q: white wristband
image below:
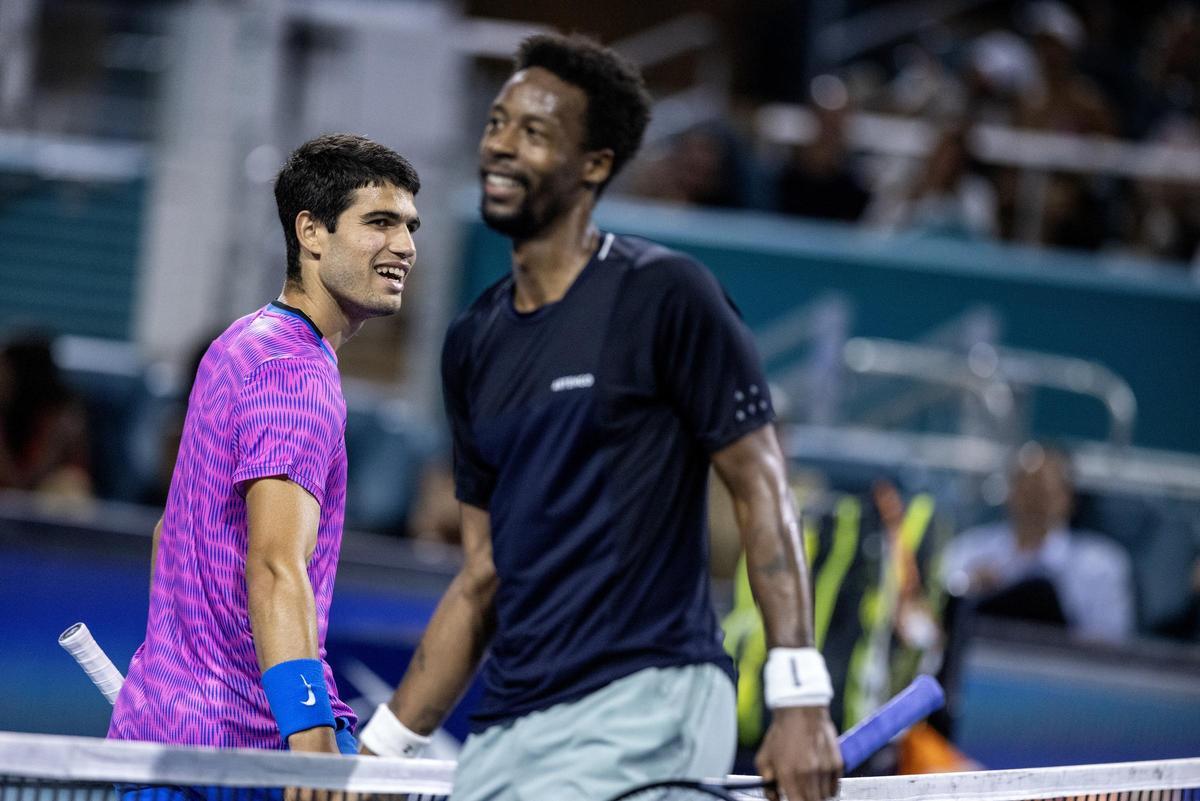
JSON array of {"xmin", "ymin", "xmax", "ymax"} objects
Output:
[
  {"xmin": 764, "ymin": 647, "xmax": 834, "ymax": 709},
  {"xmin": 359, "ymin": 703, "xmax": 432, "ymax": 758}
]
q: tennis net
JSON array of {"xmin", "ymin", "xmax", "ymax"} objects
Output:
[{"xmin": 1, "ymin": 731, "xmax": 1197, "ymax": 801}]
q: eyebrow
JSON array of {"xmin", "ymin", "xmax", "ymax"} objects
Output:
[
  {"xmin": 361, "ymin": 210, "xmax": 421, "ymax": 229},
  {"xmin": 490, "ymin": 103, "xmax": 554, "ymax": 127}
]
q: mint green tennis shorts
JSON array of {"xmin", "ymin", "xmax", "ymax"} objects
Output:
[{"xmin": 451, "ymin": 663, "xmax": 736, "ymax": 801}]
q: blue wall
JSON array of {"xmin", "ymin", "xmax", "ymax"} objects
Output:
[
  {"xmin": 0, "ymin": 527, "xmax": 478, "ymax": 742},
  {"xmin": 959, "ymin": 662, "xmax": 1200, "ymax": 767},
  {"xmin": 4, "ymin": 522, "xmax": 1199, "ymax": 767}
]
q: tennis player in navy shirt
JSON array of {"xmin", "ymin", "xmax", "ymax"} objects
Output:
[{"xmin": 358, "ymin": 33, "xmax": 842, "ymax": 801}]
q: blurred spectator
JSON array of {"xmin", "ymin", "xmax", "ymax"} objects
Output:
[
  {"xmin": 626, "ymin": 122, "xmax": 752, "ymax": 208},
  {"xmin": 1076, "ymin": 0, "xmax": 1147, "ymax": 138},
  {"xmin": 993, "ymin": 3, "xmax": 1116, "ymax": 251},
  {"xmin": 963, "ymin": 31, "xmax": 1038, "ymax": 126},
  {"xmin": 1016, "ymin": 1, "xmax": 1115, "ymax": 136},
  {"xmin": 141, "ymin": 334, "xmax": 217, "ymax": 507},
  {"xmin": 776, "ymin": 76, "xmax": 870, "ymax": 222},
  {"xmin": 1136, "ymin": 4, "xmax": 1200, "ymax": 137},
  {"xmin": 872, "ymin": 479, "xmax": 942, "ymax": 656},
  {"xmin": 735, "ymin": 0, "xmax": 1200, "ymax": 265},
  {"xmin": 885, "ymin": 40, "xmax": 967, "ymax": 122},
  {"xmin": 940, "ymin": 442, "xmax": 1134, "ymax": 643},
  {"xmin": 1039, "ymin": 172, "xmax": 1109, "ymax": 251},
  {"xmin": 867, "ymin": 125, "xmax": 998, "ymax": 240},
  {"xmin": 1101, "ymin": 5, "xmax": 1200, "ymax": 266},
  {"xmin": 720, "ymin": 469, "xmax": 950, "ymax": 763},
  {"xmin": 1117, "ymin": 112, "xmax": 1200, "ymax": 266},
  {"xmin": 1157, "ymin": 555, "xmax": 1200, "ymax": 641},
  {"xmin": 0, "ymin": 334, "xmax": 93, "ymax": 499}
]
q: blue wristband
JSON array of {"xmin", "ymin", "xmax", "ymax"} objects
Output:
[{"xmin": 262, "ymin": 659, "xmax": 336, "ymax": 743}]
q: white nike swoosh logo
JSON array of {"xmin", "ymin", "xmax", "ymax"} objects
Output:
[{"xmin": 301, "ymin": 676, "xmax": 317, "ymax": 706}]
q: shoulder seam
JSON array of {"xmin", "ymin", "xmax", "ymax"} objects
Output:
[{"xmin": 241, "ymin": 354, "xmax": 335, "ymax": 387}]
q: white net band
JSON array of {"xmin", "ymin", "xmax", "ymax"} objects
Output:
[{"xmin": 1, "ymin": 731, "xmax": 1198, "ymax": 801}]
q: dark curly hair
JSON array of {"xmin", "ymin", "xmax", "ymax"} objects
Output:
[
  {"xmin": 515, "ymin": 33, "xmax": 652, "ymax": 191},
  {"xmin": 274, "ymin": 133, "xmax": 420, "ymax": 286}
]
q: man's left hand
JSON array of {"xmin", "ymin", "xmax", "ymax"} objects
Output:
[{"xmin": 754, "ymin": 705, "xmax": 842, "ymax": 801}]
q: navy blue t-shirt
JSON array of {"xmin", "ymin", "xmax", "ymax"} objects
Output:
[{"xmin": 442, "ymin": 232, "xmax": 775, "ymax": 731}]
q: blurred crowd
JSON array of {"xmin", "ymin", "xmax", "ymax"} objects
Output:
[
  {"xmin": 1, "ymin": 1, "xmax": 1197, "ymax": 774},
  {"xmin": 5, "ymin": 322, "xmax": 1196, "ymax": 769},
  {"xmin": 623, "ymin": 1, "xmax": 1200, "ymax": 270},
  {"xmin": 2, "ymin": 323, "xmax": 1197, "ymax": 650},
  {"xmin": 0, "ymin": 334, "xmax": 92, "ymax": 500},
  {"xmin": 2, "ymin": 3, "xmax": 1198, "ymax": 722},
  {"xmin": 714, "ymin": 439, "xmax": 1199, "ymax": 771}
]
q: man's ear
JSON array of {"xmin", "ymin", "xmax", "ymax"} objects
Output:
[
  {"xmin": 296, "ymin": 210, "xmax": 324, "ymax": 259},
  {"xmin": 583, "ymin": 148, "xmax": 615, "ymax": 189}
]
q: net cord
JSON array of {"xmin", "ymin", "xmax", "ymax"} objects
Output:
[
  {"xmin": 0, "ymin": 731, "xmax": 454, "ymax": 795},
  {"xmin": 737, "ymin": 756, "xmax": 1200, "ymax": 801},
  {"xmin": 0, "ymin": 731, "xmax": 1197, "ymax": 800}
]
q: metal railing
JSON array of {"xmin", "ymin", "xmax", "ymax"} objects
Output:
[
  {"xmin": 836, "ymin": 336, "xmax": 1138, "ymax": 448},
  {"xmin": 991, "ymin": 344, "xmax": 1137, "ymax": 447},
  {"xmin": 759, "ymin": 296, "xmax": 1138, "ymax": 450},
  {"xmin": 841, "ymin": 336, "xmax": 1018, "ymax": 439},
  {"xmin": 0, "ymin": 130, "xmax": 147, "ymax": 182}
]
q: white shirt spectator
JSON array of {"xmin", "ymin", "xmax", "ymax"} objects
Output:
[{"xmin": 941, "ymin": 522, "xmax": 1135, "ymax": 643}]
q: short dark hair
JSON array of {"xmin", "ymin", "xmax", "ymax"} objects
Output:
[
  {"xmin": 274, "ymin": 133, "xmax": 420, "ymax": 284},
  {"xmin": 515, "ymin": 33, "xmax": 652, "ymax": 189}
]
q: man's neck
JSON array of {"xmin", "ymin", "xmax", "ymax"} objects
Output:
[
  {"xmin": 509, "ymin": 201, "xmax": 599, "ymax": 313},
  {"xmin": 277, "ymin": 280, "xmax": 360, "ymax": 351},
  {"xmin": 1013, "ymin": 520, "xmax": 1059, "ymax": 552}
]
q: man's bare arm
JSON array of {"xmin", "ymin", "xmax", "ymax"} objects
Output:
[
  {"xmin": 386, "ymin": 503, "xmax": 498, "ymax": 735},
  {"xmin": 245, "ymin": 476, "xmax": 338, "ymax": 754},
  {"xmin": 712, "ymin": 427, "xmax": 812, "ymax": 649},
  {"xmin": 712, "ymin": 425, "xmax": 841, "ymax": 801}
]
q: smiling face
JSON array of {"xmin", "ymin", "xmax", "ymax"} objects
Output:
[
  {"xmin": 479, "ymin": 67, "xmax": 608, "ymax": 239},
  {"xmin": 301, "ymin": 182, "xmax": 420, "ymax": 323}
]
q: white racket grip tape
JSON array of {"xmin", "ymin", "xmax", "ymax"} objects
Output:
[{"xmin": 59, "ymin": 622, "xmax": 125, "ymax": 705}]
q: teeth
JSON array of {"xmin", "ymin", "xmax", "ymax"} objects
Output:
[
  {"xmin": 375, "ymin": 267, "xmax": 404, "ymax": 281},
  {"xmin": 486, "ymin": 174, "xmax": 520, "ymax": 188}
]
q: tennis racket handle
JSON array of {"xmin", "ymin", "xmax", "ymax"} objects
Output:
[
  {"xmin": 59, "ymin": 622, "xmax": 125, "ymax": 705},
  {"xmin": 838, "ymin": 674, "xmax": 944, "ymax": 773}
]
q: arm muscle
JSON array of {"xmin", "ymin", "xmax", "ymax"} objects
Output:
[
  {"xmin": 244, "ymin": 477, "xmax": 336, "ymax": 752},
  {"xmin": 711, "ymin": 425, "xmax": 813, "ymax": 647},
  {"xmin": 387, "ymin": 503, "xmax": 497, "ymax": 734}
]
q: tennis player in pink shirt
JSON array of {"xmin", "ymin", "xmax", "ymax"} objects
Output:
[{"xmin": 109, "ymin": 134, "xmax": 421, "ymax": 769}]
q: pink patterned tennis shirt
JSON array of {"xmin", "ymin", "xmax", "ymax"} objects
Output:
[{"xmin": 109, "ymin": 302, "xmax": 356, "ymax": 748}]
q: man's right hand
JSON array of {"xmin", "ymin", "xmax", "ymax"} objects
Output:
[
  {"xmin": 755, "ymin": 705, "xmax": 842, "ymax": 801},
  {"xmin": 283, "ymin": 727, "xmax": 345, "ymax": 801},
  {"xmin": 287, "ymin": 725, "xmax": 340, "ymax": 754}
]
